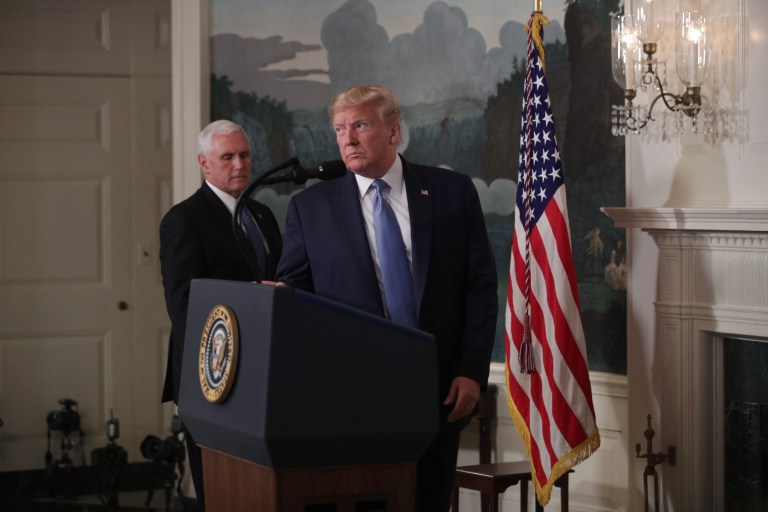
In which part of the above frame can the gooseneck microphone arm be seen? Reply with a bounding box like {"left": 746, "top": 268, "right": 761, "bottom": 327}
{"left": 232, "top": 158, "right": 347, "bottom": 282}
{"left": 237, "top": 157, "right": 301, "bottom": 210}
{"left": 232, "top": 157, "right": 299, "bottom": 282}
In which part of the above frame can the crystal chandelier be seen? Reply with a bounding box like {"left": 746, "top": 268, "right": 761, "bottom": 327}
{"left": 611, "top": 1, "right": 713, "bottom": 137}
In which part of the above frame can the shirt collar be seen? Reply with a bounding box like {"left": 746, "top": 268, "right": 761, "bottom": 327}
{"left": 354, "top": 155, "right": 404, "bottom": 198}
{"left": 205, "top": 180, "right": 238, "bottom": 215}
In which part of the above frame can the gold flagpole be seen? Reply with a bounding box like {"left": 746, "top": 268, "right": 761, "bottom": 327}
{"left": 534, "top": 0, "right": 542, "bottom": 12}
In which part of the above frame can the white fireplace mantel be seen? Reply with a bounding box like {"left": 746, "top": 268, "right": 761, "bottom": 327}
{"left": 601, "top": 207, "right": 768, "bottom": 233}
{"left": 603, "top": 206, "right": 768, "bottom": 512}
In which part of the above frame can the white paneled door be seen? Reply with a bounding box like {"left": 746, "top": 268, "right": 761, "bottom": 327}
{"left": 0, "top": 0, "right": 172, "bottom": 471}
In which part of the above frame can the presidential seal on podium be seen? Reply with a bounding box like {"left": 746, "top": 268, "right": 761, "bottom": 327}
{"left": 199, "top": 305, "right": 239, "bottom": 403}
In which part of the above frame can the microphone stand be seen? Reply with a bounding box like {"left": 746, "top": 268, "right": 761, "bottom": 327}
{"left": 232, "top": 157, "right": 299, "bottom": 282}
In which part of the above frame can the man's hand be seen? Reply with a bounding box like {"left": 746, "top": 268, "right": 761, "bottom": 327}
{"left": 443, "top": 376, "right": 481, "bottom": 423}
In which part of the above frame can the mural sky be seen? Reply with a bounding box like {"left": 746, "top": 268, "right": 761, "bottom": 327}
{"left": 212, "top": 0, "right": 569, "bottom": 54}
{"left": 211, "top": 0, "right": 569, "bottom": 109}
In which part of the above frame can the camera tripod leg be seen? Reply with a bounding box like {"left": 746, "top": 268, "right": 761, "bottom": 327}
{"left": 144, "top": 483, "right": 156, "bottom": 508}
{"left": 164, "top": 477, "right": 174, "bottom": 512}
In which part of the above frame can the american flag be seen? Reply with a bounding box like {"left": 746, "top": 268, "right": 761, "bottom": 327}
{"left": 504, "top": 12, "right": 600, "bottom": 507}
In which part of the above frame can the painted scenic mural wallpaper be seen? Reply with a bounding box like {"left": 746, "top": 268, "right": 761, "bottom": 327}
{"left": 209, "top": 0, "right": 628, "bottom": 373}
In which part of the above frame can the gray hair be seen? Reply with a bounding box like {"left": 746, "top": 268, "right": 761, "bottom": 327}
{"left": 197, "top": 120, "right": 250, "bottom": 157}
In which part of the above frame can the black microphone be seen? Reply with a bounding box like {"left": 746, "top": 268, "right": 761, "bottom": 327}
{"left": 261, "top": 159, "right": 347, "bottom": 185}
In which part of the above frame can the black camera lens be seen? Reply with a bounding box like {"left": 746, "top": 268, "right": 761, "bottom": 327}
{"left": 140, "top": 435, "right": 163, "bottom": 459}
{"left": 140, "top": 434, "right": 185, "bottom": 464}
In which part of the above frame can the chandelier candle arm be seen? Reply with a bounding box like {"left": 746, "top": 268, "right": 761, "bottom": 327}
{"left": 610, "top": 9, "right": 712, "bottom": 137}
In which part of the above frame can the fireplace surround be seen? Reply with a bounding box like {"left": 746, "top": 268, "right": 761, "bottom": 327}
{"left": 603, "top": 207, "right": 768, "bottom": 511}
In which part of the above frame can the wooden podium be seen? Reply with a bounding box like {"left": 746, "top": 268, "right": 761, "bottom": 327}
{"left": 201, "top": 448, "right": 417, "bottom": 510}
{"left": 178, "top": 280, "right": 439, "bottom": 512}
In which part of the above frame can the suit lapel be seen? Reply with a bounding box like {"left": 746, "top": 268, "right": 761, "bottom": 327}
{"left": 200, "top": 182, "right": 234, "bottom": 227}
{"left": 403, "top": 160, "right": 432, "bottom": 315}
{"left": 200, "top": 183, "right": 260, "bottom": 280}
{"left": 246, "top": 199, "right": 282, "bottom": 276}
{"left": 331, "top": 173, "right": 385, "bottom": 311}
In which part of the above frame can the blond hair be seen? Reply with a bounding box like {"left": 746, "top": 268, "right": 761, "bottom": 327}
{"left": 329, "top": 84, "right": 402, "bottom": 144}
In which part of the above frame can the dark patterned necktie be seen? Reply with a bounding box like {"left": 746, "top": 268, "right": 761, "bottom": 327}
{"left": 371, "top": 179, "right": 417, "bottom": 327}
{"left": 239, "top": 207, "right": 268, "bottom": 275}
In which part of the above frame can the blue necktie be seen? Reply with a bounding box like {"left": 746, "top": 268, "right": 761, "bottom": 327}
{"left": 239, "top": 206, "right": 268, "bottom": 275}
{"left": 371, "top": 179, "right": 417, "bottom": 327}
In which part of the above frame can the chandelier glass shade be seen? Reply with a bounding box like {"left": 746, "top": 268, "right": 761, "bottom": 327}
{"left": 610, "top": 4, "right": 712, "bottom": 137}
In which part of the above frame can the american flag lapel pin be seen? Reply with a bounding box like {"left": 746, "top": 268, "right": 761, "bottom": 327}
{"left": 421, "top": 188, "right": 429, "bottom": 196}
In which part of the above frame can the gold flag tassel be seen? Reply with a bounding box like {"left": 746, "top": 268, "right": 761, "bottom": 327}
{"left": 526, "top": 7, "right": 551, "bottom": 72}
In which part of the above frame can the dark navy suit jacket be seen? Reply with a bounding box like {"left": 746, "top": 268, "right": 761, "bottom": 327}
{"left": 159, "top": 182, "right": 282, "bottom": 403}
{"left": 276, "top": 157, "right": 498, "bottom": 399}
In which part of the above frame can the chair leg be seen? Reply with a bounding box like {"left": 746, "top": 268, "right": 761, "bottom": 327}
{"left": 490, "top": 491, "right": 499, "bottom": 512}
{"left": 520, "top": 481, "right": 528, "bottom": 512}
{"left": 451, "top": 486, "right": 459, "bottom": 512}
{"left": 560, "top": 473, "right": 569, "bottom": 512}
{"left": 481, "top": 490, "right": 490, "bottom": 512}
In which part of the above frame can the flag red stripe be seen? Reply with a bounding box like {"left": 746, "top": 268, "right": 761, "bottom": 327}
{"left": 526, "top": 291, "right": 563, "bottom": 467}
{"left": 546, "top": 196, "right": 581, "bottom": 310}
{"left": 529, "top": 223, "right": 591, "bottom": 447}
{"left": 542, "top": 200, "right": 597, "bottom": 414}
{"left": 510, "top": 213, "right": 564, "bottom": 477}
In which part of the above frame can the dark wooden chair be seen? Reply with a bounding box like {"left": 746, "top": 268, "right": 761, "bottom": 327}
{"left": 451, "top": 386, "right": 571, "bottom": 512}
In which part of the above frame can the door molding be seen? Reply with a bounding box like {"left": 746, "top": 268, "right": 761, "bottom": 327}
{"left": 171, "top": 0, "right": 209, "bottom": 204}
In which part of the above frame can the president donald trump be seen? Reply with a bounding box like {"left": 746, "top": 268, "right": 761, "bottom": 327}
{"left": 275, "top": 83, "right": 498, "bottom": 511}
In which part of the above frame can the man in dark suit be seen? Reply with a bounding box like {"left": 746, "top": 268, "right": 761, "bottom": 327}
{"left": 275, "top": 84, "right": 497, "bottom": 511}
{"left": 160, "top": 120, "right": 282, "bottom": 509}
